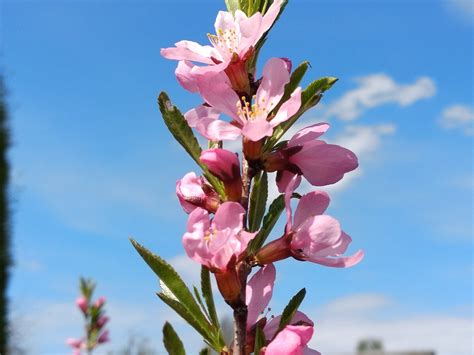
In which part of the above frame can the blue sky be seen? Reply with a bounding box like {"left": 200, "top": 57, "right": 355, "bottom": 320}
{"left": 1, "top": 0, "right": 473, "bottom": 353}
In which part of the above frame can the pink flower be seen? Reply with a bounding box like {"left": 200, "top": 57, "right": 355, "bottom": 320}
{"left": 97, "top": 330, "right": 110, "bottom": 344}
{"left": 176, "top": 172, "right": 220, "bottom": 214}
{"left": 264, "top": 324, "right": 319, "bottom": 355}
{"left": 96, "top": 315, "right": 109, "bottom": 328}
{"left": 66, "top": 338, "right": 83, "bottom": 349}
{"left": 185, "top": 58, "right": 302, "bottom": 142}
{"left": 182, "top": 202, "right": 255, "bottom": 272}
{"left": 265, "top": 123, "right": 358, "bottom": 192}
{"left": 75, "top": 296, "right": 88, "bottom": 314}
{"left": 246, "top": 264, "right": 276, "bottom": 329}
{"left": 94, "top": 296, "right": 106, "bottom": 309}
{"left": 257, "top": 175, "right": 364, "bottom": 267}
{"left": 200, "top": 148, "right": 242, "bottom": 201}
{"left": 161, "top": 1, "right": 284, "bottom": 90}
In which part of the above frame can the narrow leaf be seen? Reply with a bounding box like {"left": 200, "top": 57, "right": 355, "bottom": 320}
{"left": 158, "top": 292, "right": 216, "bottom": 348}
{"left": 248, "top": 171, "right": 268, "bottom": 232}
{"left": 201, "top": 267, "right": 220, "bottom": 329}
{"left": 254, "top": 326, "right": 266, "bottom": 354}
{"left": 248, "top": 194, "right": 285, "bottom": 254}
{"left": 199, "top": 349, "right": 210, "bottom": 355}
{"left": 163, "top": 322, "right": 186, "bottom": 355}
{"left": 277, "top": 288, "right": 306, "bottom": 333}
{"left": 225, "top": 0, "right": 240, "bottom": 13}
{"left": 130, "top": 240, "right": 211, "bottom": 334}
{"left": 193, "top": 285, "right": 211, "bottom": 321}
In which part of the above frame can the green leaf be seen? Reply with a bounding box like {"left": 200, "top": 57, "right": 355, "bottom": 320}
{"left": 130, "top": 240, "right": 211, "bottom": 335}
{"left": 163, "top": 322, "right": 186, "bottom": 355}
{"left": 199, "top": 349, "right": 210, "bottom": 355}
{"left": 158, "top": 292, "right": 217, "bottom": 348}
{"left": 225, "top": 0, "right": 240, "bottom": 13}
{"left": 254, "top": 326, "right": 266, "bottom": 354}
{"left": 248, "top": 171, "right": 268, "bottom": 232}
{"left": 193, "top": 285, "right": 211, "bottom": 321}
{"left": 157, "top": 92, "right": 225, "bottom": 198}
{"left": 277, "top": 288, "right": 306, "bottom": 333}
{"left": 272, "top": 61, "right": 310, "bottom": 115}
{"left": 248, "top": 194, "right": 285, "bottom": 254}
{"left": 264, "top": 77, "right": 338, "bottom": 151}
{"left": 201, "top": 267, "right": 220, "bottom": 330}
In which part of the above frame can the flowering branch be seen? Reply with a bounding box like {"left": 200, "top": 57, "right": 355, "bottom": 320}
{"left": 131, "top": 0, "right": 365, "bottom": 354}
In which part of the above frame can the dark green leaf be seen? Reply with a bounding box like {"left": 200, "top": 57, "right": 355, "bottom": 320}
{"left": 157, "top": 92, "right": 225, "bottom": 198}
{"left": 254, "top": 326, "right": 266, "bottom": 354}
{"left": 199, "top": 349, "right": 210, "bottom": 355}
{"left": 163, "top": 322, "right": 186, "bottom": 355}
{"left": 248, "top": 194, "right": 285, "bottom": 254}
{"left": 201, "top": 267, "right": 220, "bottom": 330}
{"left": 130, "top": 239, "right": 211, "bottom": 335}
{"left": 193, "top": 285, "right": 211, "bottom": 321}
{"left": 248, "top": 171, "right": 268, "bottom": 232}
{"left": 277, "top": 288, "right": 306, "bottom": 333}
{"left": 158, "top": 292, "right": 216, "bottom": 348}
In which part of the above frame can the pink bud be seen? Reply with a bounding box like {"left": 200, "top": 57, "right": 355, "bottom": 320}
{"left": 75, "top": 296, "right": 88, "bottom": 314}
{"left": 176, "top": 172, "right": 220, "bottom": 214}
{"left": 200, "top": 149, "right": 240, "bottom": 182}
{"left": 96, "top": 315, "right": 109, "bottom": 328}
{"left": 280, "top": 57, "right": 292, "bottom": 73}
{"left": 66, "top": 338, "right": 83, "bottom": 349}
{"left": 94, "top": 296, "right": 106, "bottom": 309}
{"left": 97, "top": 330, "right": 110, "bottom": 344}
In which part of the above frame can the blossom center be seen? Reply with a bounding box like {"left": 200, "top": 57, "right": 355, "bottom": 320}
{"left": 208, "top": 28, "right": 240, "bottom": 55}
{"left": 236, "top": 95, "right": 268, "bottom": 122}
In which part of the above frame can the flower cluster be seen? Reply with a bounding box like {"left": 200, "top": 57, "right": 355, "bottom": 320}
{"left": 66, "top": 278, "right": 109, "bottom": 355}
{"left": 133, "top": 1, "right": 364, "bottom": 354}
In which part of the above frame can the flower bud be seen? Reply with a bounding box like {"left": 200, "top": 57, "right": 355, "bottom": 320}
{"left": 97, "top": 330, "right": 110, "bottom": 344}
{"left": 96, "top": 315, "right": 109, "bottom": 329}
{"left": 75, "top": 296, "right": 88, "bottom": 315}
{"left": 176, "top": 172, "right": 220, "bottom": 213}
{"left": 94, "top": 296, "right": 106, "bottom": 309}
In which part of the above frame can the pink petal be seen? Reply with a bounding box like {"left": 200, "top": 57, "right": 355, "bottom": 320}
{"left": 176, "top": 172, "right": 205, "bottom": 214}
{"left": 291, "top": 141, "right": 358, "bottom": 186}
{"left": 214, "top": 10, "right": 238, "bottom": 33}
{"left": 315, "top": 231, "right": 352, "bottom": 256}
{"left": 241, "top": 119, "right": 273, "bottom": 141}
{"left": 185, "top": 105, "right": 220, "bottom": 129}
{"left": 213, "top": 202, "right": 245, "bottom": 233}
{"left": 200, "top": 148, "right": 240, "bottom": 181}
{"left": 196, "top": 118, "right": 242, "bottom": 141}
{"left": 265, "top": 324, "right": 314, "bottom": 355}
{"left": 236, "top": 11, "right": 263, "bottom": 55}
{"left": 292, "top": 215, "right": 342, "bottom": 254}
{"left": 303, "top": 347, "right": 321, "bottom": 355}
{"left": 276, "top": 170, "right": 299, "bottom": 194}
{"left": 293, "top": 191, "right": 330, "bottom": 230}
{"left": 271, "top": 87, "right": 302, "bottom": 127}
{"left": 161, "top": 40, "right": 216, "bottom": 64}
{"left": 257, "top": 58, "right": 291, "bottom": 113}
{"left": 246, "top": 264, "right": 276, "bottom": 328}
{"left": 288, "top": 123, "right": 331, "bottom": 147}
{"left": 175, "top": 60, "right": 199, "bottom": 92}
{"left": 195, "top": 71, "right": 241, "bottom": 122}
{"left": 264, "top": 311, "right": 313, "bottom": 340}
{"left": 260, "top": 0, "right": 284, "bottom": 36}
{"left": 307, "top": 249, "right": 364, "bottom": 268}
{"left": 182, "top": 208, "right": 212, "bottom": 266}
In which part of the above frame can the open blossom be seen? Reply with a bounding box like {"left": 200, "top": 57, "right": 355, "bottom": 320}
{"left": 176, "top": 172, "right": 220, "bottom": 214}
{"left": 264, "top": 123, "right": 358, "bottom": 192}
{"left": 182, "top": 202, "right": 254, "bottom": 272}
{"left": 256, "top": 175, "right": 364, "bottom": 267}
{"left": 246, "top": 265, "right": 319, "bottom": 354}
{"left": 185, "top": 57, "right": 301, "bottom": 142}
{"left": 161, "top": 0, "right": 283, "bottom": 91}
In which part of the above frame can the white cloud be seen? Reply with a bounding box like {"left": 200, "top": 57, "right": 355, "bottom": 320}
{"left": 326, "top": 74, "right": 436, "bottom": 121}
{"left": 439, "top": 104, "right": 474, "bottom": 135}
{"left": 309, "top": 293, "right": 473, "bottom": 355}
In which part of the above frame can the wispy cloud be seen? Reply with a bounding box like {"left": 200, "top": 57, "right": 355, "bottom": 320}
{"left": 325, "top": 74, "right": 436, "bottom": 121}
{"left": 445, "top": 0, "right": 474, "bottom": 22}
{"left": 439, "top": 104, "right": 474, "bottom": 135}
{"left": 309, "top": 293, "right": 473, "bottom": 355}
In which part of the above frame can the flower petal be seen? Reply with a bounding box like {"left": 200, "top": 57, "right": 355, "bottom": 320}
{"left": 246, "top": 264, "right": 276, "bottom": 328}
{"left": 276, "top": 170, "right": 299, "bottom": 193}
{"left": 185, "top": 105, "right": 220, "bottom": 128}
{"left": 175, "top": 60, "right": 199, "bottom": 92}
{"left": 265, "top": 324, "right": 314, "bottom": 355}
{"left": 264, "top": 311, "right": 313, "bottom": 340}
{"left": 161, "top": 40, "right": 216, "bottom": 64}
{"left": 257, "top": 58, "right": 291, "bottom": 113}
{"left": 291, "top": 141, "right": 358, "bottom": 186}
{"left": 288, "top": 123, "right": 330, "bottom": 147}
{"left": 307, "top": 249, "right": 364, "bottom": 268}
{"left": 293, "top": 191, "right": 330, "bottom": 230}
{"left": 283, "top": 173, "right": 302, "bottom": 233}
{"left": 292, "top": 215, "right": 342, "bottom": 255}
{"left": 260, "top": 0, "right": 284, "bottom": 36}
{"left": 271, "top": 87, "right": 302, "bottom": 127}
{"left": 241, "top": 119, "right": 273, "bottom": 141}
{"left": 213, "top": 201, "right": 245, "bottom": 233}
